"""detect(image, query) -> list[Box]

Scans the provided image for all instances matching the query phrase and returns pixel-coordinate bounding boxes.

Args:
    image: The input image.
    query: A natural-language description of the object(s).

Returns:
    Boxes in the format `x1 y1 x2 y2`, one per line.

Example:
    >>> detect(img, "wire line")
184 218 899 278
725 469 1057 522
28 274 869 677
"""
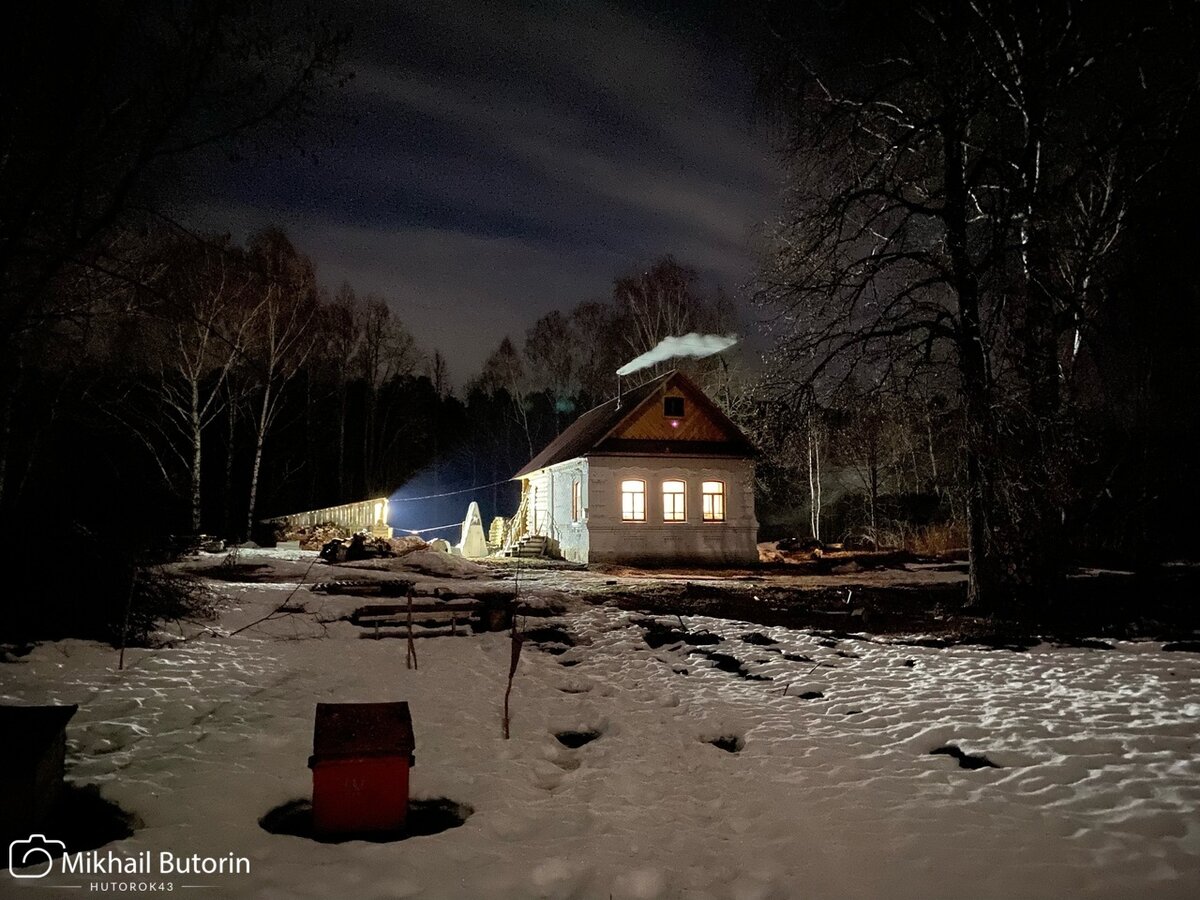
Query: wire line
396 522 462 534
390 478 513 502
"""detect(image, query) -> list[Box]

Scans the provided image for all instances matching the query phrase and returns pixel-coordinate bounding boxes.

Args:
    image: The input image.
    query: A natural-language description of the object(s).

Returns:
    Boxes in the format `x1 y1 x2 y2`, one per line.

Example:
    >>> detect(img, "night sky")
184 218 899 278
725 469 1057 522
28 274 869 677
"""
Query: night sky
184 0 780 382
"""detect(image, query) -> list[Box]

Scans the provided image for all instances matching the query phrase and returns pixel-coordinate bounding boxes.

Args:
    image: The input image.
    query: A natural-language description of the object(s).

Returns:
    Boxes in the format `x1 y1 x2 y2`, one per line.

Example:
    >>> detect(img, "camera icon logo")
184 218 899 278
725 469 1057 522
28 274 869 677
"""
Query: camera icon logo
9 834 65 878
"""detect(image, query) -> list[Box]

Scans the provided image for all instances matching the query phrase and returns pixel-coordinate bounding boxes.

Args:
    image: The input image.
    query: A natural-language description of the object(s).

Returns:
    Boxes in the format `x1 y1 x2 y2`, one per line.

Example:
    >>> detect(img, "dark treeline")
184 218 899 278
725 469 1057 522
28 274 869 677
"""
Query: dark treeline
30 244 738 543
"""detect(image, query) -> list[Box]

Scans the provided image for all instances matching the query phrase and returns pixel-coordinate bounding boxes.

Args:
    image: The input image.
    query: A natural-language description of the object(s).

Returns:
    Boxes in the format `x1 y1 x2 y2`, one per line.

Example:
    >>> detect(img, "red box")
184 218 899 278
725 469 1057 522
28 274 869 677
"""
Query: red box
308 702 415 835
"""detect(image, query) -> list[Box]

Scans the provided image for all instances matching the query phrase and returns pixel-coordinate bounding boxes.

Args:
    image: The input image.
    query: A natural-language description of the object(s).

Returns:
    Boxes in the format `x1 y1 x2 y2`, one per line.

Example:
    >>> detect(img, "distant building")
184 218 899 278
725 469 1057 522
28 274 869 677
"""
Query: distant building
507 370 758 564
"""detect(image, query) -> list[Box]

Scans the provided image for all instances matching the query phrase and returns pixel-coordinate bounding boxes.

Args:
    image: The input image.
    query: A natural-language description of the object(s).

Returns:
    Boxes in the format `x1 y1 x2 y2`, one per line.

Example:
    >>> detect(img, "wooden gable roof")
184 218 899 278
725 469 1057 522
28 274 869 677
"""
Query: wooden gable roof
512 370 755 479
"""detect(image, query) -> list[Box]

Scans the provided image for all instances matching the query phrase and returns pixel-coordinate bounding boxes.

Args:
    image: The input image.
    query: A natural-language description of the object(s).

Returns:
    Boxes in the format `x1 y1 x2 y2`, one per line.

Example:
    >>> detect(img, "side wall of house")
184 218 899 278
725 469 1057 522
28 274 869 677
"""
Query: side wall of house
524 459 590 563
586 456 757 565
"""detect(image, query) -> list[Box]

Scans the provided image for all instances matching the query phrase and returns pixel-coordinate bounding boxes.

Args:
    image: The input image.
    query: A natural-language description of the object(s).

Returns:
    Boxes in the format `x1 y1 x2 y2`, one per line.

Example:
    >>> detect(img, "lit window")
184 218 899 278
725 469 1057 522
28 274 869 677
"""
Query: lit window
572 479 582 522
662 480 686 521
702 481 726 522
663 396 685 417
621 479 646 521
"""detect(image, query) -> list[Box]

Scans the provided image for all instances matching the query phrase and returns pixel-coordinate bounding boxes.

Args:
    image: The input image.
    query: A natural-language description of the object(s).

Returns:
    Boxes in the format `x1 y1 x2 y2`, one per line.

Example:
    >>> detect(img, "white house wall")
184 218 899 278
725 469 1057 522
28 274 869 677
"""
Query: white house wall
524 459 590 563
586 456 758 565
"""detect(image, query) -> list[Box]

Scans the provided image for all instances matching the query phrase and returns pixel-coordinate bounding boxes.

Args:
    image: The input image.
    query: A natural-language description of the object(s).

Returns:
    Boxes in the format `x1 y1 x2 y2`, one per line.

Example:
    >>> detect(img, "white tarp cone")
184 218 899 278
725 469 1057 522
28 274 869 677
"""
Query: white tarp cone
458 501 488 558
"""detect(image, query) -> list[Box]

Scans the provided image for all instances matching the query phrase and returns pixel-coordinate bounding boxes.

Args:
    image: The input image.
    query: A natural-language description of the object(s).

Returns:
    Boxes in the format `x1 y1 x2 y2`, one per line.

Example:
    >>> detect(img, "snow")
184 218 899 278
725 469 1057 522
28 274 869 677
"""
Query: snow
383 548 491 579
2 551 1198 898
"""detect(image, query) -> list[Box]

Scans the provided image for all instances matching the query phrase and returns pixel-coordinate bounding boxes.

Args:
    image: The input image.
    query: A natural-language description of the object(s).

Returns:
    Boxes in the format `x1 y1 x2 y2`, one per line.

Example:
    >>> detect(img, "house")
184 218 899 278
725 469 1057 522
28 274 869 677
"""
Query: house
507 370 758 565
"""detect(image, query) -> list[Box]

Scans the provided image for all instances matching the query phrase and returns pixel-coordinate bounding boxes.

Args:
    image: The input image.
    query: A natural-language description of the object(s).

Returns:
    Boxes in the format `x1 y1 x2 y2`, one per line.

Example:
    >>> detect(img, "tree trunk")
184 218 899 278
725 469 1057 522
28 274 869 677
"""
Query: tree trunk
337 381 347 498
246 387 271 541
867 434 879 539
943 104 1006 612
190 382 203 533
0 362 15 512
363 385 375 496
223 400 237 538
807 425 822 542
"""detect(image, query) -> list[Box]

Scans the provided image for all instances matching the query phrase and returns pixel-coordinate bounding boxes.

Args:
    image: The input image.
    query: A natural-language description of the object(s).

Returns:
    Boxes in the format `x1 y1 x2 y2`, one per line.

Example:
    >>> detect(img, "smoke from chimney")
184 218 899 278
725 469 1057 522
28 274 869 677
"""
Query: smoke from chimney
616 333 738 377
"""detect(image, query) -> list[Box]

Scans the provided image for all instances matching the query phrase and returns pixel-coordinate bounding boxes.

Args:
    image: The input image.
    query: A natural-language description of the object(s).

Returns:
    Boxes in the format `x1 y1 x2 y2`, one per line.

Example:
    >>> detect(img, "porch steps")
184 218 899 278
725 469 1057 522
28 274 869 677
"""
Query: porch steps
503 535 551 558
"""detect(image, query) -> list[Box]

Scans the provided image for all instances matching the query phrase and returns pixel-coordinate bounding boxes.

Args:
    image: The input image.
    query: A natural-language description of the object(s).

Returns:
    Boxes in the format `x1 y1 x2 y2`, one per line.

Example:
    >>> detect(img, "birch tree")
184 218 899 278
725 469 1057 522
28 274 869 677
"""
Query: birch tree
0 2 346 518
243 230 318 539
150 238 255 533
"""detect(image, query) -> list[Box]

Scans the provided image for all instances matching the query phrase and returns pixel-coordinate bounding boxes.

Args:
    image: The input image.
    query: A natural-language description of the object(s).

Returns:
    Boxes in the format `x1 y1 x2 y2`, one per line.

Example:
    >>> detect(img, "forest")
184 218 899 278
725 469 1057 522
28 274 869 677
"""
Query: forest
2 0 1198 640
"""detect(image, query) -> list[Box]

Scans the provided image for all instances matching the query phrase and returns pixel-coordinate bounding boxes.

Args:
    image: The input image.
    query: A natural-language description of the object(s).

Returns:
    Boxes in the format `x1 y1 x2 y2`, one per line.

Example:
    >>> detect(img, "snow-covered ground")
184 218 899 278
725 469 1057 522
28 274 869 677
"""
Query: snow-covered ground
2 550 1198 899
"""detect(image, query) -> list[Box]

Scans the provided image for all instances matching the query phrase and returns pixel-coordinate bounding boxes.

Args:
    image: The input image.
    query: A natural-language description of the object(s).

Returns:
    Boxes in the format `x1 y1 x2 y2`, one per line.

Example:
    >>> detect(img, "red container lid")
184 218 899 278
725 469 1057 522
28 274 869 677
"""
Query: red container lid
309 702 414 765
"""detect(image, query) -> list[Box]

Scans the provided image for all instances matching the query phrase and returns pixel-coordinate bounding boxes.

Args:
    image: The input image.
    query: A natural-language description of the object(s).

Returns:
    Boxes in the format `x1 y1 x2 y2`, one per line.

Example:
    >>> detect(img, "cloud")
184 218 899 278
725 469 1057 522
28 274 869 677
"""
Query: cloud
182 0 780 381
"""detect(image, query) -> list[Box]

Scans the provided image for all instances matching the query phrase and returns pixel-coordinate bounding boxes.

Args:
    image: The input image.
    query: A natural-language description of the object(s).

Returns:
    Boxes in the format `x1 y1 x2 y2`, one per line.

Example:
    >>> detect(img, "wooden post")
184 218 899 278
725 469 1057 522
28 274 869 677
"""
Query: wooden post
117 566 137 671
405 587 418 671
503 619 523 739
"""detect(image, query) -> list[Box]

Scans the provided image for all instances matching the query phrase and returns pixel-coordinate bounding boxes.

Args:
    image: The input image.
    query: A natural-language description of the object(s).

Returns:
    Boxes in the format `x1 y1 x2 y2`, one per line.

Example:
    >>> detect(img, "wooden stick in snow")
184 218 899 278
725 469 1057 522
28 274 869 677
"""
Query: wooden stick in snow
406 587 418 670
503 619 523 739
117 566 137 671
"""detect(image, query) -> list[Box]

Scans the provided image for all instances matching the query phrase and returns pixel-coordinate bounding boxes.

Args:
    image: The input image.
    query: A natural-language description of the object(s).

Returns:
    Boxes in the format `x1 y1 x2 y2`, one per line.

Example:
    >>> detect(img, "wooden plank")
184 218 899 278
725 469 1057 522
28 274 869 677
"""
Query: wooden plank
358 611 466 624
361 625 466 639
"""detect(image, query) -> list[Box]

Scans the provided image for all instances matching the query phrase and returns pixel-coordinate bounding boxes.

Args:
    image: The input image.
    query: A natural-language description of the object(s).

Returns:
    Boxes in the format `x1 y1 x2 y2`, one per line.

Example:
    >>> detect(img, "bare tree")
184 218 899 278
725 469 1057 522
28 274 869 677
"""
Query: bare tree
569 300 626 403
524 310 578 428
148 238 255 532
755 0 1197 608
0 2 347 515
243 230 319 539
321 283 364 497
613 256 706 359
428 349 449 399
359 296 419 494
481 337 534 460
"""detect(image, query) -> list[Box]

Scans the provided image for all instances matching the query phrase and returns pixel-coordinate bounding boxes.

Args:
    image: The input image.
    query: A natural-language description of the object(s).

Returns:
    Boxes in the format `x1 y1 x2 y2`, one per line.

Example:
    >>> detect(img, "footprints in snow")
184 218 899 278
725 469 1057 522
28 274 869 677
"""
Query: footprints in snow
524 626 577 656
541 618 1010 798
536 728 604 790
740 632 779 646
555 729 601 749
705 734 745 754
691 649 772 682
930 744 1002 770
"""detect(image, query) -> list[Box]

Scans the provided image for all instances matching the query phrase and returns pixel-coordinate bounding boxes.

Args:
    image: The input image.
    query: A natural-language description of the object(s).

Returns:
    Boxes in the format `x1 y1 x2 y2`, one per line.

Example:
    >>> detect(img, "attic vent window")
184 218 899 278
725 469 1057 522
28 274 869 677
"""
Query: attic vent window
663 396 685 418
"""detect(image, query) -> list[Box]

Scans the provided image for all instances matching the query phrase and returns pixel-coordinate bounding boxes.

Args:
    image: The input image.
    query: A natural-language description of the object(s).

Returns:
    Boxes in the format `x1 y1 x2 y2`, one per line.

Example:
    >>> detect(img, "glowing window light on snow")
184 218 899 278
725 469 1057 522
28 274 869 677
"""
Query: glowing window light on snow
662 480 686 521
702 481 726 522
621 479 646 521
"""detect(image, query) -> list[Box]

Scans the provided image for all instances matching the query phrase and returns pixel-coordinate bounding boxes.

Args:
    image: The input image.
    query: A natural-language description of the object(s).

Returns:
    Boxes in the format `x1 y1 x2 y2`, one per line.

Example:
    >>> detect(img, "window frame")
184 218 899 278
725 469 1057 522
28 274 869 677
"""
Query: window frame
661 479 687 522
701 480 726 522
663 396 686 418
620 479 647 522
571 478 582 523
